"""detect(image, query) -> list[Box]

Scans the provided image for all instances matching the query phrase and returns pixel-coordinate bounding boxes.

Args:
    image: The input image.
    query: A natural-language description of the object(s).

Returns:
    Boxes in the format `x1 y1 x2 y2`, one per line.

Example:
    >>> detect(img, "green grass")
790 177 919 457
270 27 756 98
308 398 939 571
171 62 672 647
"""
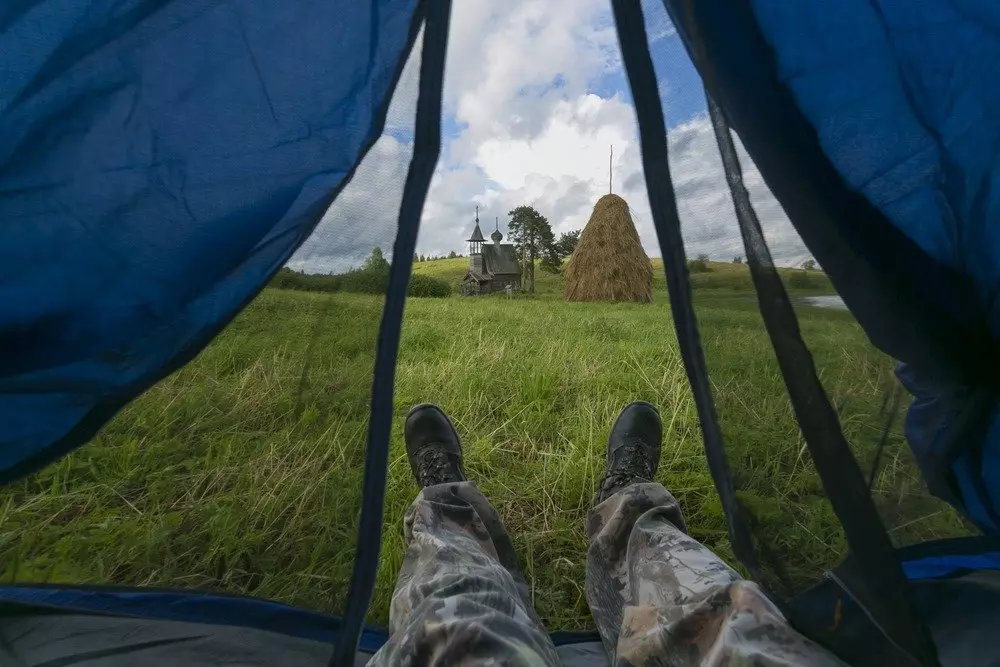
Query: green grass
0 260 968 630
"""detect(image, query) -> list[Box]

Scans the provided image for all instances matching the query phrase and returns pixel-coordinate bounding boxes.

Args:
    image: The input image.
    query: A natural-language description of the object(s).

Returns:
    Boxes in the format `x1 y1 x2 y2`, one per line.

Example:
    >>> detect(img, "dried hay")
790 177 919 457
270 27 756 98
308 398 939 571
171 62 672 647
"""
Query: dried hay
565 194 652 302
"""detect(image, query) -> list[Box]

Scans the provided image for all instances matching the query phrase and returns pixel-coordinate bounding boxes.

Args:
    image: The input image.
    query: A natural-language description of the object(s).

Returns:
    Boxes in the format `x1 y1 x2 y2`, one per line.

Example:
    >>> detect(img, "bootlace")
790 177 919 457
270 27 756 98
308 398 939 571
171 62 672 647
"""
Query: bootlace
417 445 459 486
597 442 653 501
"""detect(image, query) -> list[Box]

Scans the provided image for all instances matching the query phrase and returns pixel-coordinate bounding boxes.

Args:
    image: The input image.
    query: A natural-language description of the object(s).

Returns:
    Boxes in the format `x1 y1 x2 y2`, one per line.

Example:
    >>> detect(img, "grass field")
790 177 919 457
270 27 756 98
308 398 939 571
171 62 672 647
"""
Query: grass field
0 259 969 630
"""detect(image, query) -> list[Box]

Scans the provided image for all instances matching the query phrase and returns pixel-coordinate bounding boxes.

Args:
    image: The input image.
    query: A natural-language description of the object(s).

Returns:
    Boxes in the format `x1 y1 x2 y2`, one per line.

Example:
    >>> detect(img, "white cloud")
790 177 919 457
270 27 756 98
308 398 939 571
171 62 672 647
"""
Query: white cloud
643 0 677 43
666 116 812 264
290 0 812 273
444 0 618 143
476 95 633 191
288 133 413 274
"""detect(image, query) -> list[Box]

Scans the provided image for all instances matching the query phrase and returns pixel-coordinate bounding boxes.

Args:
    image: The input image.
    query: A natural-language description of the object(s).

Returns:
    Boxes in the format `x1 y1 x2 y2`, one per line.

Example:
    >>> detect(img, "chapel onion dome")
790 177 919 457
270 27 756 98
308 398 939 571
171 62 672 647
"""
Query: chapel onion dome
491 228 503 244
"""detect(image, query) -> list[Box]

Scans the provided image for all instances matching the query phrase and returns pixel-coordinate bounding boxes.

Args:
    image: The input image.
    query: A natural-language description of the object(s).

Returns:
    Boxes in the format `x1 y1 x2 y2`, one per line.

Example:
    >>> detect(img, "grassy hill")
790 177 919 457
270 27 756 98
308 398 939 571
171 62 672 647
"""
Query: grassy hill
1 258 966 631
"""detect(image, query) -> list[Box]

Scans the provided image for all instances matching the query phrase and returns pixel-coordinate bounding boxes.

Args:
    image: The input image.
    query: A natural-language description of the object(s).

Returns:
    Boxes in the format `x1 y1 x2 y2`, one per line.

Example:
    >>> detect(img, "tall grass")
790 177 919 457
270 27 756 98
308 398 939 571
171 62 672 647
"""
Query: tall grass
0 263 967 631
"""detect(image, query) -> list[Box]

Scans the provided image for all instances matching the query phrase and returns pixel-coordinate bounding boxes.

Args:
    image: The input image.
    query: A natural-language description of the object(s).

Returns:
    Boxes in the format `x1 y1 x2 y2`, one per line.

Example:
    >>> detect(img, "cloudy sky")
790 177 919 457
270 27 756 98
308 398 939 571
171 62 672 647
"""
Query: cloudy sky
289 0 812 274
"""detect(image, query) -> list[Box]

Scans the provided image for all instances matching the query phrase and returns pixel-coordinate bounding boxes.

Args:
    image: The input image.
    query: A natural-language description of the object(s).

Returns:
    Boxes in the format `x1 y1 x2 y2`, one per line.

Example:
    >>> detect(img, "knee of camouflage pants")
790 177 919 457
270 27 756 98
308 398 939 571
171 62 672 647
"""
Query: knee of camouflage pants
616 579 845 667
586 482 845 667
370 482 561 667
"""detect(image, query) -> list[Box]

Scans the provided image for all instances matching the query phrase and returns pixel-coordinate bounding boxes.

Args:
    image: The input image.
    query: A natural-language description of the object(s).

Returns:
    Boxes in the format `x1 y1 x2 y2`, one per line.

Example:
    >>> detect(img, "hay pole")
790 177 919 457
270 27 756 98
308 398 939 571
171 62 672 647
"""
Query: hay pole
609 144 613 194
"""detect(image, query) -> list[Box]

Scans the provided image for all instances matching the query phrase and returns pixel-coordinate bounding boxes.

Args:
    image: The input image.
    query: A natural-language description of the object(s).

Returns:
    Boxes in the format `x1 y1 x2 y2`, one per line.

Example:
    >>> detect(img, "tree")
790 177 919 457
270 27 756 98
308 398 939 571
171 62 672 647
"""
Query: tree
363 247 390 273
802 258 817 271
540 245 563 274
508 205 554 293
687 253 710 273
732 255 743 264
539 229 582 274
447 250 458 259
556 230 581 257
418 254 425 262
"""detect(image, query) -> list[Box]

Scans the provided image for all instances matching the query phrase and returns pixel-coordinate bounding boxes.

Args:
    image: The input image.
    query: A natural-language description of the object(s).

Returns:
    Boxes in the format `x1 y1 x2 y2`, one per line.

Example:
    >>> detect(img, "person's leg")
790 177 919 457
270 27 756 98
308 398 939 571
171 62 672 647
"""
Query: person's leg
585 403 845 667
370 405 560 667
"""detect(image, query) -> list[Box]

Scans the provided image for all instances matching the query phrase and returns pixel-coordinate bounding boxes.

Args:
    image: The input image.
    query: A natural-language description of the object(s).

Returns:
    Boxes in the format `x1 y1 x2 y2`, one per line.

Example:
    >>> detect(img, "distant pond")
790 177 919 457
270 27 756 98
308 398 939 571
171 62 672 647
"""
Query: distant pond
799 295 847 310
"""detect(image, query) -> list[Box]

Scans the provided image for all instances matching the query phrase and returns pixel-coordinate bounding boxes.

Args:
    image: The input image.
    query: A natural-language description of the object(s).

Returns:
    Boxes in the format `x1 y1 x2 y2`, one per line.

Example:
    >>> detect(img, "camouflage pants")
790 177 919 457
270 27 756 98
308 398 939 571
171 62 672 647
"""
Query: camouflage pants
369 481 843 666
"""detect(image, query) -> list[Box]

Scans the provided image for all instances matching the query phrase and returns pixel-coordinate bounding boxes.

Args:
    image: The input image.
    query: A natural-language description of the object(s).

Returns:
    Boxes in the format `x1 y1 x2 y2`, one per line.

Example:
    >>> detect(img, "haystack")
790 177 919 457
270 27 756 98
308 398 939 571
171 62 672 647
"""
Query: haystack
565 194 652 302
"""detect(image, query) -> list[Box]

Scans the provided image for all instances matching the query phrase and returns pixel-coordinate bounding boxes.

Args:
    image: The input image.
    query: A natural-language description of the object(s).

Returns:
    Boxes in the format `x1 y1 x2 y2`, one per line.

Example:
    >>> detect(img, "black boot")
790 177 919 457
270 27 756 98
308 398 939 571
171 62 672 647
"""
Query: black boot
404 404 467 488
595 402 662 503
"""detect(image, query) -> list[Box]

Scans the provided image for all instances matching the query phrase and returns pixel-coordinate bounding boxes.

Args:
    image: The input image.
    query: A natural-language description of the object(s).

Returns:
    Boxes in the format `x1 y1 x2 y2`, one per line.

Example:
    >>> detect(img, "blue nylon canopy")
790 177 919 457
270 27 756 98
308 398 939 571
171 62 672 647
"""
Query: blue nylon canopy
749 0 1000 531
662 0 1000 533
0 0 420 482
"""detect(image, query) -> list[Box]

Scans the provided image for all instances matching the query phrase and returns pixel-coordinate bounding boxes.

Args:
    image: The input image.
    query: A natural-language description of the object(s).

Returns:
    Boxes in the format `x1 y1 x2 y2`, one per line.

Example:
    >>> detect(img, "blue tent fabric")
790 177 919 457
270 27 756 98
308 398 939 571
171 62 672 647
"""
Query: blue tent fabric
751 0 1000 274
747 0 1000 532
0 0 421 482
897 364 1000 530
664 0 1000 533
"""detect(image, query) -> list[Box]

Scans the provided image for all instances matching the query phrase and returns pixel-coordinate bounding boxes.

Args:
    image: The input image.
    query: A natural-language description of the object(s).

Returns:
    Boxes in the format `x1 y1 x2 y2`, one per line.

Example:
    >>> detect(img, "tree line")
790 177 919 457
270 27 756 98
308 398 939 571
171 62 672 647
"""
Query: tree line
414 250 463 262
